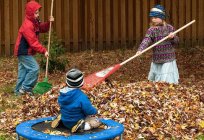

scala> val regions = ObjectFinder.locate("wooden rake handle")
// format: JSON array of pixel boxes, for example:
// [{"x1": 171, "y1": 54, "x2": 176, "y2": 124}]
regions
[
  {"x1": 120, "y1": 20, "x2": 196, "y2": 66},
  {"x1": 45, "y1": 0, "x2": 54, "y2": 78}
]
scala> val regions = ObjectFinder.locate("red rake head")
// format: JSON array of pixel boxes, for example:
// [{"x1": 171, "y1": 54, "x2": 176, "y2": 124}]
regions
[{"x1": 82, "y1": 64, "x2": 121, "y2": 91}]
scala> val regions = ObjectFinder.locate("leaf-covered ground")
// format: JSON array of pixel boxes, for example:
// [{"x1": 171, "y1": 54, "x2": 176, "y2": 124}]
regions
[{"x1": 0, "y1": 46, "x2": 204, "y2": 139}]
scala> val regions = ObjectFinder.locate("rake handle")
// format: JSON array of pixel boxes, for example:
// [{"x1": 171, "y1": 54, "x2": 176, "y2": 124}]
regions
[
  {"x1": 45, "y1": 0, "x2": 54, "y2": 78},
  {"x1": 120, "y1": 20, "x2": 196, "y2": 66}
]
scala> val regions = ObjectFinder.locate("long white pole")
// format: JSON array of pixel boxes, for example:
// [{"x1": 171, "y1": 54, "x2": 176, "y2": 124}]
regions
[{"x1": 120, "y1": 20, "x2": 196, "y2": 66}]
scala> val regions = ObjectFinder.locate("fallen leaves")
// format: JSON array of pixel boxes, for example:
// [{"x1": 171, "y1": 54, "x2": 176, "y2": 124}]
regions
[{"x1": 0, "y1": 47, "x2": 204, "y2": 139}]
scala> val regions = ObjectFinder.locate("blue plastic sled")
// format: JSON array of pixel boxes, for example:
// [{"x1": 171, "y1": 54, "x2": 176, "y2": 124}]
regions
[{"x1": 16, "y1": 117, "x2": 124, "y2": 140}]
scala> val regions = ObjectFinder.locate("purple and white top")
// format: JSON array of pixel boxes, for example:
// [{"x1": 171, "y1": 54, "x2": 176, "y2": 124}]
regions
[{"x1": 138, "y1": 24, "x2": 179, "y2": 63}]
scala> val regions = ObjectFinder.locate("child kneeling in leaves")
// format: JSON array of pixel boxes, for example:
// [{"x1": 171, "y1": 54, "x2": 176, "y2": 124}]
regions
[{"x1": 52, "y1": 68, "x2": 102, "y2": 133}]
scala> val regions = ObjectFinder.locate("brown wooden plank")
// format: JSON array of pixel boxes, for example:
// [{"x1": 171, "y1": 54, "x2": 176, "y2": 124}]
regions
[
  {"x1": 185, "y1": 0, "x2": 192, "y2": 44},
  {"x1": 192, "y1": 0, "x2": 197, "y2": 44},
  {"x1": 128, "y1": 0, "x2": 133, "y2": 48},
  {"x1": 0, "y1": 0, "x2": 2, "y2": 55},
  {"x1": 38, "y1": 0, "x2": 45, "y2": 41},
  {"x1": 4, "y1": 0, "x2": 10, "y2": 56},
  {"x1": 56, "y1": 0, "x2": 62, "y2": 39},
  {"x1": 142, "y1": 0, "x2": 148, "y2": 37},
  {"x1": 39, "y1": 0, "x2": 45, "y2": 21},
  {"x1": 135, "y1": 0, "x2": 141, "y2": 45},
  {"x1": 90, "y1": 0, "x2": 95, "y2": 50},
  {"x1": 178, "y1": 0, "x2": 185, "y2": 44},
  {"x1": 160, "y1": 0, "x2": 165, "y2": 6},
  {"x1": 113, "y1": 0, "x2": 119, "y2": 49},
  {"x1": 73, "y1": 0, "x2": 79, "y2": 51},
  {"x1": 98, "y1": 0, "x2": 103, "y2": 50},
  {"x1": 61, "y1": 0, "x2": 65, "y2": 45},
  {"x1": 198, "y1": 0, "x2": 204, "y2": 45},
  {"x1": 121, "y1": 0, "x2": 126, "y2": 48},
  {"x1": 78, "y1": 0, "x2": 82, "y2": 50},
  {"x1": 22, "y1": 0, "x2": 26, "y2": 23},
  {"x1": 64, "y1": 0, "x2": 70, "y2": 51},
  {"x1": 172, "y1": 0, "x2": 178, "y2": 29},
  {"x1": 9, "y1": 0, "x2": 14, "y2": 52},
  {"x1": 85, "y1": 0, "x2": 89, "y2": 50},
  {"x1": 164, "y1": 0, "x2": 171, "y2": 23},
  {"x1": 150, "y1": 0, "x2": 156, "y2": 8},
  {"x1": 105, "y1": 0, "x2": 111, "y2": 49},
  {"x1": 13, "y1": 0, "x2": 19, "y2": 45}
]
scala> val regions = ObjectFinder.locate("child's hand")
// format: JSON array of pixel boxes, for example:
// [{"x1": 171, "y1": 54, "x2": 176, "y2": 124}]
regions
[
  {"x1": 45, "y1": 51, "x2": 49, "y2": 58},
  {"x1": 136, "y1": 51, "x2": 142, "y2": 56},
  {"x1": 168, "y1": 32, "x2": 175, "y2": 39},
  {"x1": 49, "y1": 16, "x2": 54, "y2": 22}
]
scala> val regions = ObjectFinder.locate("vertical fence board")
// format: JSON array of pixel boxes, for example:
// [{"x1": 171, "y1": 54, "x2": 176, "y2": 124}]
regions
[
  {"x1": 4, "y1": 0, "x2": 10, "y2": 55},
  {"x1": 128, "y1": 0, "x2": 133, "y2": 48},
  {"x1": 85, "y1": 0, "x2": 89, "y2": 49},
  {"x1": 178, "y1": 0, "x2": 185, "y2": 44},
  {"x1": 13, "y1": 0, "x2": 19, "y2": 46},
  {"x1": 64, "y1": 0, "x2": 70, "y2": 51},
  {"x1": 0, "y1": 1, "x2": 4, "y2": 56},
  {"x1": 164, "y1": 0, "x2": 171, "y2": 24},
  {"x1": 121, "y1": 0, "x2": 126, "y2": 48},
  {"x1": 78, "y1": 0, "x2": 82, "y2": 50},
  {"x1": 142, "y1": 0, "x2": 148, "y2": 38},
  {"x1": 97, "y1": 0, "x2": 103, "y2": 50},
  {"x1": 22, "y1": 0, "x2": 26, "y2": 22},
  {"x1": 192, "y1": 0, "x2": 197, "y2": 45},
  {"x1": 73, "y1": 0, "x2": 79, "y2": 51},
  {"x1": 56, "y1": 0, "x2": 62, "y2": 39},
  {"x1": 39, "y1": 0, "x2": 45, "y2": 21},
  {"x1": 90, "y1": 0, "x2": 95, "y2": 50},
  {"x1": 172, "y1": 0, "x2": 178, "y2": 29},
  {"x1": 198, "y1": 0, "x2": 204, "y2": 45},
  {"x1": 0, "y1": 0, "x2": 2, "y2": 55},
  {"x1": 135, "y1": 0, "x2": 141, "y2": 47},
  {"x1": 105, "y1": 0, "x2": 111, "y2": 49},
  {"x1": 39, "y1": 0, "x2": 45, "y2": 40},
  {"x1": 113, "y1": 0, "x2": 119, "y2": 49},
  {"x1": 185, "y1": 0, "x2": 192, "y2": 45}
]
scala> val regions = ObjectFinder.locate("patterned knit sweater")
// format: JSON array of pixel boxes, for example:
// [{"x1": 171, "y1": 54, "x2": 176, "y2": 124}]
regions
[{"x1": 138, "y1": 24, "x2": 179, "y2": 63}]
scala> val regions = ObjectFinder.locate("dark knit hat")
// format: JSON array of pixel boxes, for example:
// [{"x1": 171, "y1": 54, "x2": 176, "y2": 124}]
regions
[
  {"x1": 149, "y1": 5, "x2": 166, "y2": 19},
  {"x1": 66, "y1": 68, "x2": 84, "y2": 88}
]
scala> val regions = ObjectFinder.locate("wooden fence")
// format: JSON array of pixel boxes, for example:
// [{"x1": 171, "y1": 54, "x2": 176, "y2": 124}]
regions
[{"x1": 0, "y1": 0, "x2": 204, "y2": 56}]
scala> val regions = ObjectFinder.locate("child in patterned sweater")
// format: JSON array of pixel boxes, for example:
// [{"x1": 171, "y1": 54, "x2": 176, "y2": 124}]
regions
[{"x1": 136, "y1": 5, "x2": 179, "y2": 84}]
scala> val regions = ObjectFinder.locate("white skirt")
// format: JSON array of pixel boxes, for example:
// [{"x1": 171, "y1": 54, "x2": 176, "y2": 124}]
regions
[{"x1": 148, "y1": 60, "x2": 179, "y2": 84}]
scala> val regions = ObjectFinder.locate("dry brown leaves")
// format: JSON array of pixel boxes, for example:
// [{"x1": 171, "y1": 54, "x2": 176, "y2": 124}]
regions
[
  {"x1": 0, "y1": 81, "x2": 204, "y2": 139},
  {"x1": 89, "y1": 81, "x2": 204, "y2": 139}
]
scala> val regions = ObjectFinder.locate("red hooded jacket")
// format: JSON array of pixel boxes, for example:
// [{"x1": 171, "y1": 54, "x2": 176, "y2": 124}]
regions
[{"x1": 14, "y1": 1, "x2": 50, "y2": 56}]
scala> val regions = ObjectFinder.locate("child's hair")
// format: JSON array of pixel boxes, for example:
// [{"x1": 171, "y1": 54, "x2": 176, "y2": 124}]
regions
[{"x1": 66, "y1": 68, "x2": 84, "y2": 88}]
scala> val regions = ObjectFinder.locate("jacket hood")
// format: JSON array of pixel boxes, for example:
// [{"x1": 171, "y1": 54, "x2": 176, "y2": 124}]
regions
[
  {"x1": 25, "y1": 0, "x2": 41, "y2": 21},
  {"x1": 58, "y1": 87, "x2": 81, "y2": 105}
]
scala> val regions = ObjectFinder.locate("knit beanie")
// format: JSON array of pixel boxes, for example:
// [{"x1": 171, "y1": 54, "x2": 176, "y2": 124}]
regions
[
  {"x1": 66, "y1": 68, "x2": 84, "y2": 88},
  {"x1": 149, "y1": 5, "x2": 166, "y2": 19}
]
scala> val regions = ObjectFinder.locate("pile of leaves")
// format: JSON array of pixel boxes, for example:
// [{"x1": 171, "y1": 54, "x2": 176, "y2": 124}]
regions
[
  {"x1": 0, "y1": 46, "x2": 203, "y2": 139},
  {"x1": 0, "y1": 81, "x2": 204, "y2": 139}
]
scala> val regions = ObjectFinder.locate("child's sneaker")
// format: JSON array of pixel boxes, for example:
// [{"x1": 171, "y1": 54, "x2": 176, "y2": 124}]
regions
[
  {"x1": 71, "y1": 119, "x2": 85, "y2": 133},
  {"x1": 51, "y1": 114, "x2": 61, "y2": 128},
  {"x1": 19, "y1": 89, "x2": 26, "y2": 95},
  {"x1": 19, "y1": 89, "x2": 33, "y2": 96}
]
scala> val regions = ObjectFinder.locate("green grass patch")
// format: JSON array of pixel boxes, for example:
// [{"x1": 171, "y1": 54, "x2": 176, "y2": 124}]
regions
[{"x1": 196, "y1": 134, "x2": 204, "y2": 140}]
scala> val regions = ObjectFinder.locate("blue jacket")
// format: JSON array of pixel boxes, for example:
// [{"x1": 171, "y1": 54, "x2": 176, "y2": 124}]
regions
[{"x1": 58, "y1": 87, "x2": 97, "y2": 128}]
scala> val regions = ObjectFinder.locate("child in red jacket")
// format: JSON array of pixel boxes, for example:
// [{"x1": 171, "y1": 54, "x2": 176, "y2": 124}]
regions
[{"x1": 14, "y1": 0, "x2": 54, "y2": 95}]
